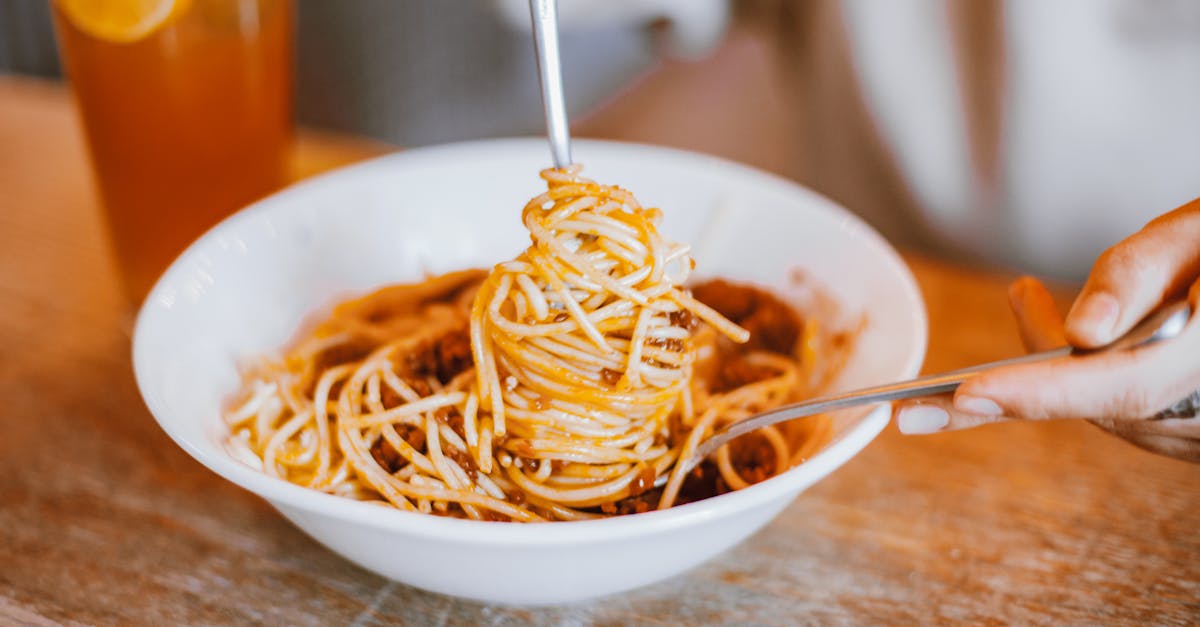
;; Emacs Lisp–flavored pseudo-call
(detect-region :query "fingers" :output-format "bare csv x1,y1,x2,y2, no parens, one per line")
895,395,1002,434
896,275,1198,434
896,395,1200,463
953,305,1200,423
1008,276,1067,352
897,396,1200,443
1065,197,1200,348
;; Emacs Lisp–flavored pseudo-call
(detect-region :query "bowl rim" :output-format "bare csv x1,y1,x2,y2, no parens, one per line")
133,137,927,545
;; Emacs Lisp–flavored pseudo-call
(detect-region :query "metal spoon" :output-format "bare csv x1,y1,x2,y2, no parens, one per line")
529,0,572,168
657,299,1195,487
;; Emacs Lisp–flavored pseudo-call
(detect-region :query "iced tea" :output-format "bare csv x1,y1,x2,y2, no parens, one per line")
52,0,294,302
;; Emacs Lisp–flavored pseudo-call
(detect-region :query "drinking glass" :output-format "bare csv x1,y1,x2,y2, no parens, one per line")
52,0,294,302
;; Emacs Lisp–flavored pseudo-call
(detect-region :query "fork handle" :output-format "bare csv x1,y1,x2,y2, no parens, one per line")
691,362,1011,462
529,0,573,169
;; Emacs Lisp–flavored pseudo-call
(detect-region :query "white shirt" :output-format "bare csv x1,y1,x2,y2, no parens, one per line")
839,0,1200,277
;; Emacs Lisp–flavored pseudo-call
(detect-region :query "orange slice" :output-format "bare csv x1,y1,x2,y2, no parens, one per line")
56,0,192,44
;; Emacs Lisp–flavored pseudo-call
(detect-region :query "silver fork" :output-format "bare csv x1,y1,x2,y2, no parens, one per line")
529,0,573,169
656,299,1195,487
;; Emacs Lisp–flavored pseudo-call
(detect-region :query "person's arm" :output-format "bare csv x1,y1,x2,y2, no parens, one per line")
895,197,1200,462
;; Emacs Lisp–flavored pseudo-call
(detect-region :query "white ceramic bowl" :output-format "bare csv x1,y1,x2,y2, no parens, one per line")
133,139,926,605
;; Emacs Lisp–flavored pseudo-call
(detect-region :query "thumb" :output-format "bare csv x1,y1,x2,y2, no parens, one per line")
1066,198,1200,348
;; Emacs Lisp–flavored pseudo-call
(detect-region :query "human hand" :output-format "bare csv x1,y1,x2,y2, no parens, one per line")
894,198,1200,462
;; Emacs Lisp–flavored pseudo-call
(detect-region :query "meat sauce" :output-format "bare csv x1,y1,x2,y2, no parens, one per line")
603,279,803,515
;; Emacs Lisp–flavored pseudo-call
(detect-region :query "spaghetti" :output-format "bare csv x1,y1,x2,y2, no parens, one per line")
226,167,831,521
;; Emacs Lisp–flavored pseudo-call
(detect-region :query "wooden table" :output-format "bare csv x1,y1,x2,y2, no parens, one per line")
2,75,1197,625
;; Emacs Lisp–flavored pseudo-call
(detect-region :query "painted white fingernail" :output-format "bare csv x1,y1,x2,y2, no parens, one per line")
898,406,949,434
956,395,1003,417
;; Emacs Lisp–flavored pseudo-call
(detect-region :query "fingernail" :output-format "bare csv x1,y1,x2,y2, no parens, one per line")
897,405,949,434
1068,292,1120,342
955,395,1003,417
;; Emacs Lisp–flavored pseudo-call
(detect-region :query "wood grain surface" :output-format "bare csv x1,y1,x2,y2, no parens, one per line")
1,75,1197,626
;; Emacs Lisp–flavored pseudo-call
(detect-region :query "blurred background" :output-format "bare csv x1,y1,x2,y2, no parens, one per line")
3,0,1198,284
